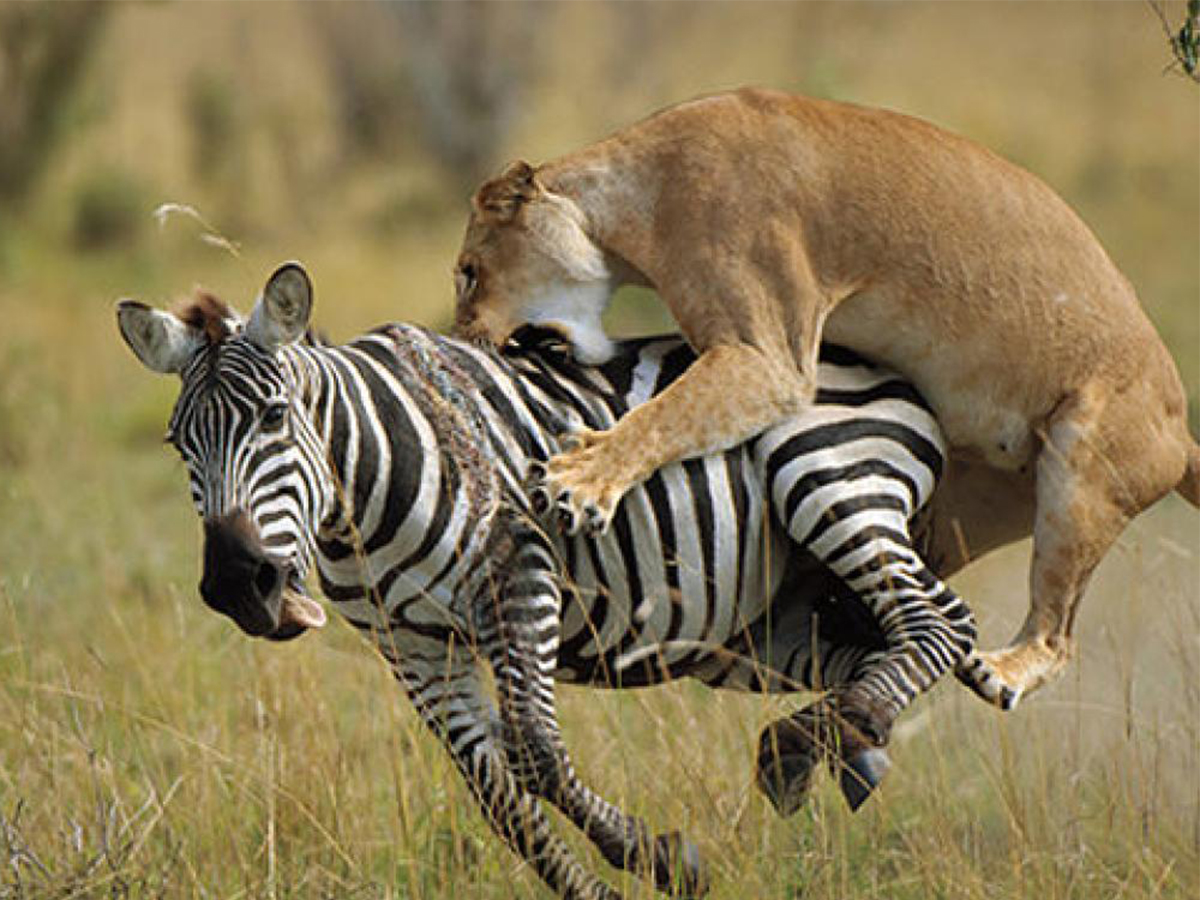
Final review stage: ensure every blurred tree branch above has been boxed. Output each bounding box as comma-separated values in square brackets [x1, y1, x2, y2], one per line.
[1148, 0, 1200, 82]
[312, 1, 543, 197]
[0, 1, 109, 209]
[388, 0, 544, 194]
[311, 3, 411, 163]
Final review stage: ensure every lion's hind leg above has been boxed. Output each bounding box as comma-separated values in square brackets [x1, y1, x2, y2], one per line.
[958, 379, 1187, 709]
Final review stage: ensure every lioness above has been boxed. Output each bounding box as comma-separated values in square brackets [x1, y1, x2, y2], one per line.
[452, 87, 1199, 708]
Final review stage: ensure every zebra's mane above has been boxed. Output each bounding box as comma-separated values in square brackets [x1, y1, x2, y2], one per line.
[173, 291, 236, 344]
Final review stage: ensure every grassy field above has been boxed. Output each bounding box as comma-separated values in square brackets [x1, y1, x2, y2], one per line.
[0, 3, 1197, 898]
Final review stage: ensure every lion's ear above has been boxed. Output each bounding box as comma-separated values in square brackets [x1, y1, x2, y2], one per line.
[473, 159, 542, 221]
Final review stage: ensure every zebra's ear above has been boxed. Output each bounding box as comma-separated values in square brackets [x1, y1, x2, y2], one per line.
[116, 300, 204, 375]
[246, 262, 313, 352]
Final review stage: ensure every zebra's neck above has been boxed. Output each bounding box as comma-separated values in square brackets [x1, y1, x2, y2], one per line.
[279, 327, 511, 626]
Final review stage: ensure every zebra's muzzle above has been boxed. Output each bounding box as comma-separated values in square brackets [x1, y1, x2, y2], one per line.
[200, 511, 325, 641]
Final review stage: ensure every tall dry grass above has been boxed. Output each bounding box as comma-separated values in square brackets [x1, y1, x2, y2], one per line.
[0, 458, 1196, 898]
[0, 2, 1197, 898]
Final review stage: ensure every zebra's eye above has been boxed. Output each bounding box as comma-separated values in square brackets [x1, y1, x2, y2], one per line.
[261, 403, 288, 430]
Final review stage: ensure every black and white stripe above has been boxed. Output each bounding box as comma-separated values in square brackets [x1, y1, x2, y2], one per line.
[159, 314, 975, 899]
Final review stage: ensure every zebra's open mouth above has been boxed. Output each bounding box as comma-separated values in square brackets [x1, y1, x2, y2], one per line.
[273, 577, 327, 640]
[200, 512, 326, 642]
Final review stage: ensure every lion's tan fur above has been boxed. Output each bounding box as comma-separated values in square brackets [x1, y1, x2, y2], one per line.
[454, 87, 1198, 702]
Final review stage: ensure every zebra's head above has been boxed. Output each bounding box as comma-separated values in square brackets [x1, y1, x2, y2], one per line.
[116, 263, 330, 641]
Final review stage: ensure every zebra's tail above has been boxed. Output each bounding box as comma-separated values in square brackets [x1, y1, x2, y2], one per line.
[1176, 436, 1200, 508]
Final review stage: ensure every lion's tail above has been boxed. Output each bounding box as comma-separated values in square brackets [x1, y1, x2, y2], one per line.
[1177, 437, 1200, 508]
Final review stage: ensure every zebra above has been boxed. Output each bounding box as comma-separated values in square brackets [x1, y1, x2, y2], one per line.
[116, 262, 978, 900]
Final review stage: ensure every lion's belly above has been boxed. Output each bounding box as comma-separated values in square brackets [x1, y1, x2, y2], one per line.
[823, 292, 1039, 471]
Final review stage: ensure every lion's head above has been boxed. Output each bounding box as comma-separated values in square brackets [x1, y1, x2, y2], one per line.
[453, 160, 615, 365]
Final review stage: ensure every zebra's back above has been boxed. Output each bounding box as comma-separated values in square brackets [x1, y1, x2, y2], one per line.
[494, 334, 945, 691]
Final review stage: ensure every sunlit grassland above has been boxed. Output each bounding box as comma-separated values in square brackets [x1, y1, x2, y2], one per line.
[0, 382, 1196, 898]
[1, 2, 1198, 898]
[0, 253, 1196, 898]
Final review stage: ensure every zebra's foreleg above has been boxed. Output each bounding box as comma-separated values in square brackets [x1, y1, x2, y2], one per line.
[480, 529, 708, 899]
[394, 651, 624, 900]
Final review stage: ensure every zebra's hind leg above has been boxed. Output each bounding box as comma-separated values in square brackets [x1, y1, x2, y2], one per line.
[480, 522, 708, 899]
[756, 697, 892, 814]
[819, 517, 977, 809]
[756, 699, 835, 818]
[763, 511, 976, 811]
[755, 640, 887, 817]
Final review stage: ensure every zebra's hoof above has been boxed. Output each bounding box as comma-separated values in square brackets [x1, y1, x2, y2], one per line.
[756, 750, 817, 818]
[754, 710, 829, 817]
[838, 747, 891, 812]
[651, 831, 709, 898]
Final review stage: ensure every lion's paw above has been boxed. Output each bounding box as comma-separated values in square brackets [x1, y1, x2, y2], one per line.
[527, 431, 628, 535]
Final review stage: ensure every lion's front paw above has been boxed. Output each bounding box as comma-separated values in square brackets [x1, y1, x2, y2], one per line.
[529, 429, 631, 535]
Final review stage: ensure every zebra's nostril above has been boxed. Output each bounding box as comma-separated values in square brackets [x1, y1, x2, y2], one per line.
[253, 560, 282, 601]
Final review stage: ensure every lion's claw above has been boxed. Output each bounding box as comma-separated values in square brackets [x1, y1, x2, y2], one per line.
[526, 461, 552, 514]
[554, 498, 581, 534]
[584, 505, 608, 534]
[550, 494, 612, 536]
[525, 430, 627, 536]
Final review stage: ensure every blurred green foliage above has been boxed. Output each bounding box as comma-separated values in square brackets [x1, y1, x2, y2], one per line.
[71, 167, 147, 251]
[0, 340, 39, 466]
[185, 69, 242, 188]
[1171, 0, 1200, 77]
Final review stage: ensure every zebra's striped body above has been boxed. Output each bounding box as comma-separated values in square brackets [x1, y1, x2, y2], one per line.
[317, 326, 947, 693]
[117, 264, 976, 900]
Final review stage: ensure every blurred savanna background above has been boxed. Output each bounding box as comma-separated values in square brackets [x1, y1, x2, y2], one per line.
[0, 2, 1197, 898]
